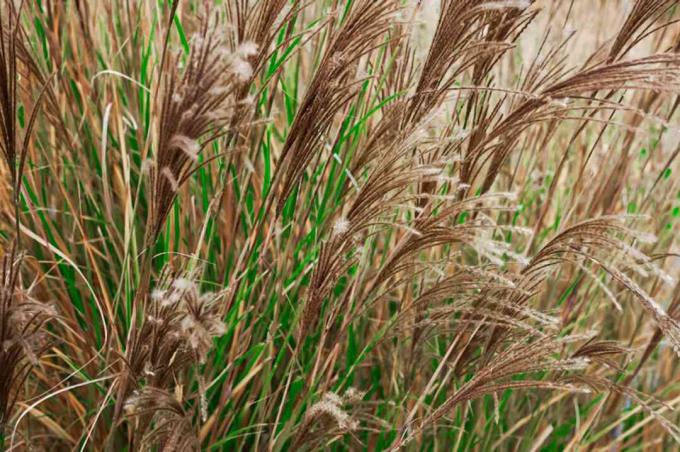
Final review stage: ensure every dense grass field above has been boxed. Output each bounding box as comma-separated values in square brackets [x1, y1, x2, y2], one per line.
[1, 0, 680, 450]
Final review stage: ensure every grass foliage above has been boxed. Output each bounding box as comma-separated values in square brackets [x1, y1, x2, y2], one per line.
[1, 0, 680, 450]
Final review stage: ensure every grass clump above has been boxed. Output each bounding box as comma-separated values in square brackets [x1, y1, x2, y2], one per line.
[1, 0, 680, 450]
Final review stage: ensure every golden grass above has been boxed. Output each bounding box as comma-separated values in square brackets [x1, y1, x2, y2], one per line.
[0, 0, 679, 450]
